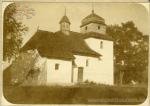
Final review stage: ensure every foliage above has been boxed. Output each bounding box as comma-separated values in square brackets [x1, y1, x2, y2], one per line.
[4, 50, 39, 86]
[3, 3, 34, 61]
[106, 21, 149, 84]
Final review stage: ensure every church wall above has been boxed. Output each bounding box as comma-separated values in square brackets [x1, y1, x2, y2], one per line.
[84, 38, 114, 85]
[80, 23, 106, 34]
[73, 55, 97, 83]
[73, 54, 113, 85]
[73, 55, 89, 83]
[46, 59, 72, 85]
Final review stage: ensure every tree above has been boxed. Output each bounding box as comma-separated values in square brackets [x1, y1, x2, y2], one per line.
[4, 50, 39, 86]
[11, 50, 39, 86]
[107, 21, 149, 85]
[3, 3, 35, 62]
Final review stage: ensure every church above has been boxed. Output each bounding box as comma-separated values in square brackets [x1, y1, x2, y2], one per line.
[22, 9, 114, 85]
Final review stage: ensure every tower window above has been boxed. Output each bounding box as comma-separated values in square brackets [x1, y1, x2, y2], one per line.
[85, 26, 88, 30]
[100, 41, 103, 49]
[55, 63, 59, 70]
[98, 26, 100, 30]
[86, 59, 89, 67]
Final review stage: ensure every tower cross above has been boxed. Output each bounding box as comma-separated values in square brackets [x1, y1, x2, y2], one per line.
[64, 7, 66, 16]
[92, 1, 94, 13]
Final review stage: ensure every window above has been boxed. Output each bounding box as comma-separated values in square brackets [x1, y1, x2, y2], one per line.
[86, 59, 89, 67]
[100, 41, 103, 49]
[55, 63, 59, 70]
[98, 26, 100, 30]
[85, 26, 88, 30]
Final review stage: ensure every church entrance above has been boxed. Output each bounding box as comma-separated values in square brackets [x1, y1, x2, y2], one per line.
[77, 67, 83, 83]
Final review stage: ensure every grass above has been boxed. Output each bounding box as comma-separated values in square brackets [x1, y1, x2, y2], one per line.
[3, 84, 147, 104]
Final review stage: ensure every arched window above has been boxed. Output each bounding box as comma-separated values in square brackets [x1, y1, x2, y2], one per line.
[98, 26, 100, 30]
[100, 41, 103, 49]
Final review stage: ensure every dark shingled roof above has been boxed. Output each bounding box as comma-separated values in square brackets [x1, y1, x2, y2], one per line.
[21, 30, 101, 60]
[81, 32, 114, 41]
[59, 15, 71, 24]
[81, 10, 105, 27]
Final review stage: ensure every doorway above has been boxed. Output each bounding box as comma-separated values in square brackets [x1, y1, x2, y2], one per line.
[77, 67, 83, 83]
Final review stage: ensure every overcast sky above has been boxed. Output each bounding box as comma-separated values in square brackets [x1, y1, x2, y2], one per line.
[4, 2, 149, 44]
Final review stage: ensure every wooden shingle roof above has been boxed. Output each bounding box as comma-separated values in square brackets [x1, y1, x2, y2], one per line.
[59, 15, 71, 24]
[21, 30, 101, 60]
[81, 32, 114, 41]
[81, 10, 105, 27]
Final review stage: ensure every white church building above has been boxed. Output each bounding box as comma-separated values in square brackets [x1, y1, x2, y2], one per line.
[22, 9, 114, 85]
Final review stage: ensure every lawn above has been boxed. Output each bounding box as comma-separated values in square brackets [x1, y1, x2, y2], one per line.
[3, 84, 147, 104]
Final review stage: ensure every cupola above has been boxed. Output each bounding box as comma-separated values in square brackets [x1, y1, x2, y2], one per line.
[59, 10, 71, 35]
[80, 10, 106, 34]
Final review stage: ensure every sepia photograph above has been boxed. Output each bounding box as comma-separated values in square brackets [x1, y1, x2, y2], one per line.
[2, 1, 149, 105]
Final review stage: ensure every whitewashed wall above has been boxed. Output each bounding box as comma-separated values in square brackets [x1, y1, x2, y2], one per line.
[84, 38, 114, 85]
[46, 59, 72, 84]
[73, 54, 113, 85]
[73, 55, 98, 83]
[81, 23, 106, 34]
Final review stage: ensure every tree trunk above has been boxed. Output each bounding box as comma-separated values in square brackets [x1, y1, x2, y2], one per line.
[119, 70, 124, 85]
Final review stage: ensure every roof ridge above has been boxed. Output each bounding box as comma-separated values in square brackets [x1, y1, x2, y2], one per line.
[37, 29, 54, 34]
[83, 12, 104, 20]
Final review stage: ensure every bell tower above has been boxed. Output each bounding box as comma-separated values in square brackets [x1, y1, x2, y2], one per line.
[80, 9, 106, 34]
[59, 8, 71, 35]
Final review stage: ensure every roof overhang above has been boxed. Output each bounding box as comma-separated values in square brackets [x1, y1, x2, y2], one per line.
[81, 32, 114, 41]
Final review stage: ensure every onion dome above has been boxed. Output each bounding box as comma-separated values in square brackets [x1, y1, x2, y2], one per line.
[80, 10, 105, 27]
[59, 15, 71, 24]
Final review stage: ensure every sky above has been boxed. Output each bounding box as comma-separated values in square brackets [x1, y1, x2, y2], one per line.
[3, 2, 150, 45]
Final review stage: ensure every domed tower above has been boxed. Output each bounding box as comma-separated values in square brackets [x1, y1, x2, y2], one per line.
[80, 9, 114, 85]
[59, 12, 71, 35]
[80, 10, 106, 34]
